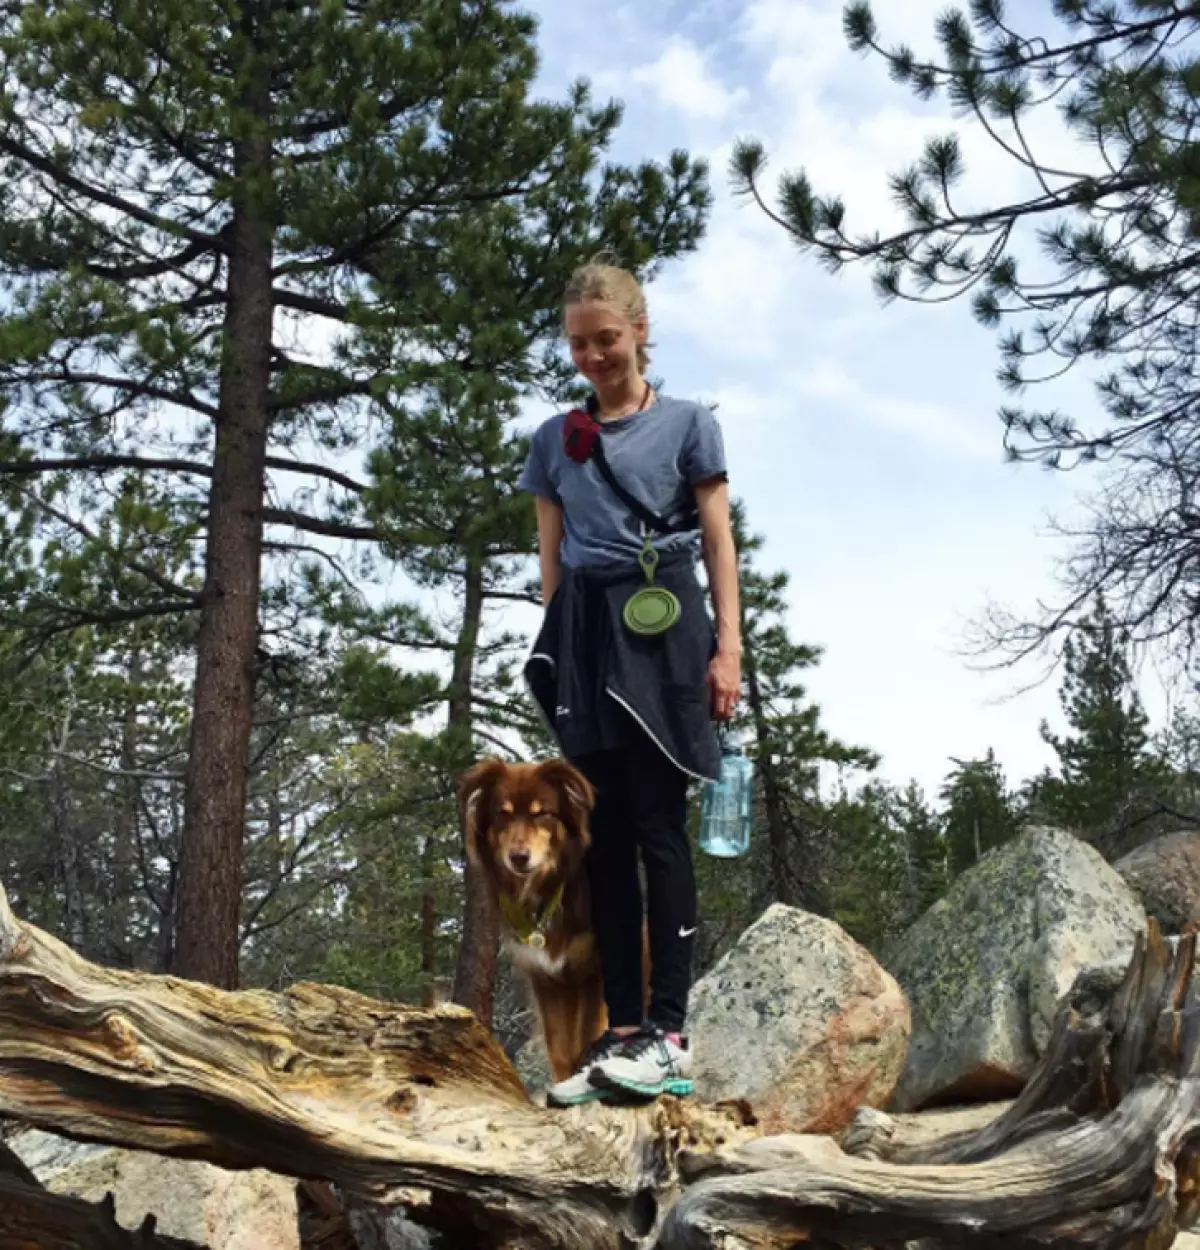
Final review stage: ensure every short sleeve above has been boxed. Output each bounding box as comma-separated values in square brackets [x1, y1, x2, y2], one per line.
[682, 406, 727, 486]
[518, 420, 561, 504]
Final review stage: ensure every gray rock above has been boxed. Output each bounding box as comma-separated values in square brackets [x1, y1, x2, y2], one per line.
[886, 827, 1146, 1111]
[349, 1207, 436, 1249]
[8, 1127, 110, 1179]
[688, 903, 910, 1134]
[9, 1128, 300, 1249]
[1116, 830, 1200, 933]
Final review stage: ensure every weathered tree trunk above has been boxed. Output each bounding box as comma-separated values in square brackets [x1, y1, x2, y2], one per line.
[174, 40, 275, 990]
[420, 836, 438, 1009]
[4, 875, 1200, 1250]
[449, 550, 499, 1027]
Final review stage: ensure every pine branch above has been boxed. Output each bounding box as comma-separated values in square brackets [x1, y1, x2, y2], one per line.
[0, 454, 366, 495]
[12, 600, 201, 637]
[9, 372, 219, 420]
[0, 132, 225, 252]
[271, 287, 351, 322]
[21, 491, 201, 605]
[261, 507, 378, 542]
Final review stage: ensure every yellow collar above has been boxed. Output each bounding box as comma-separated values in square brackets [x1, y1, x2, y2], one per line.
[499, 882, 565, 949]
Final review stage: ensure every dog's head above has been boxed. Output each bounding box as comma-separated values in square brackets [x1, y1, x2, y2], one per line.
[457, 758, 595, 895]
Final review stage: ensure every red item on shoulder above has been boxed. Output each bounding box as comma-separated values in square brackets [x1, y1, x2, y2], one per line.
[562, 406, 600, 464]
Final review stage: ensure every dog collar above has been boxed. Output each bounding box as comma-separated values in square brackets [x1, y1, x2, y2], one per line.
[499, 882, 565, 950]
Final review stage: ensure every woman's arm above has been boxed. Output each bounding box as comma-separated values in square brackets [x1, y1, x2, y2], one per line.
[696, 478, 742, 721]
[534, 495, 565, 604]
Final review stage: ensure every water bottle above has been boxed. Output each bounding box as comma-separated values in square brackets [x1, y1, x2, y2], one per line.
[699, 728, 754, 857]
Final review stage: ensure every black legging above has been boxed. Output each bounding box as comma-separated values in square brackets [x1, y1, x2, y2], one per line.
[573, 740, 696, 1033]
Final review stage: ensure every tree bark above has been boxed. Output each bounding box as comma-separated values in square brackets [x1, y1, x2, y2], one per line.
[420, 837, 438, 1008]
[173, 36, 275, 990]
[449, 551, 499, 1027]
[743, 650, 794, 908]
[109, 641, 142, 968]
[4, 874, 1200, 1250]
[51, 759, 87, 955]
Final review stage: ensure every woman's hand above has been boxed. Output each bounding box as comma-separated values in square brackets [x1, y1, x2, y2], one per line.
[708, 647, 741, 722]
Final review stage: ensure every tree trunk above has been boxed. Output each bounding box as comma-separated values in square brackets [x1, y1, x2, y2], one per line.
[449, 551, 499, 1027]
[4, 874, 1200, 1250]
[744, 652, 790, 905]
[109, 641, 142, 967]
[742, 645, 828, 914]
[173, 47, 275, 990]
[48, 710, 87, 954]
[420, 836, 438, 1008]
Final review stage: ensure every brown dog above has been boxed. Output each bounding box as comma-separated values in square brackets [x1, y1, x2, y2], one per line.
[458, 757, 647, 1083]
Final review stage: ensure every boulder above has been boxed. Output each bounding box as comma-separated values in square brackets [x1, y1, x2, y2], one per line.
[886, 827, 1145, 1111]
[10, 1128, 299, 1250]
[687, 903, 910, 1134]
[1116, 830, 1200, 932]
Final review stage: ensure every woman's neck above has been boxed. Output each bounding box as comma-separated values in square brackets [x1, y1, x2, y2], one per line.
[594, 374, 649, 421]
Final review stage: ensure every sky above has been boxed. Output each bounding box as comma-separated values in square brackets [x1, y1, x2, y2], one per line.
[511, 0, 1182, 796]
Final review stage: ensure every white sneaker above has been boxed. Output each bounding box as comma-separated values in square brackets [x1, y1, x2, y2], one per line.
[587, 1025, 693, 1099]
[545, 1030, 623, 1108]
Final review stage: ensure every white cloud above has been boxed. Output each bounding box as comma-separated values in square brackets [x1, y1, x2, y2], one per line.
[605, 38, 747, 121]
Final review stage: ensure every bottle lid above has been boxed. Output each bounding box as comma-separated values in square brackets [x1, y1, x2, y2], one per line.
[720, 725, 746, 753]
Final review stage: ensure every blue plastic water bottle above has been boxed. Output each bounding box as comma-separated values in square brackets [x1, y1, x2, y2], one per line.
[699, 728, 754, 858]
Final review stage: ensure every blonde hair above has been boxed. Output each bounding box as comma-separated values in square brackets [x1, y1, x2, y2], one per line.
[563, 258, 651, 373]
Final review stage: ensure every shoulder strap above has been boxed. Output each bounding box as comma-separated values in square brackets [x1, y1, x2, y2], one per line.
[591, 438, 696, 536]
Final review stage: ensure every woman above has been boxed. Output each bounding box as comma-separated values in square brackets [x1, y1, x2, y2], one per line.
[521, 259, 741, 1105]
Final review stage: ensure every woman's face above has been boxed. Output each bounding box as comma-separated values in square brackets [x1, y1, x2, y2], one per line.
[564, 300, 646, 391]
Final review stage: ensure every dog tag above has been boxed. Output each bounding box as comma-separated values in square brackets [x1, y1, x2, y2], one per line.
[528, 932, 546, 950]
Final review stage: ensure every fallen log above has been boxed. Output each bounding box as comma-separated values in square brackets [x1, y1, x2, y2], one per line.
[0, 879, 756, 1249]
[2, 878, 1200, 1249]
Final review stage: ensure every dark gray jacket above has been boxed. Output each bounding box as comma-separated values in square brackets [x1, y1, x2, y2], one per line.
[525, 554, 721, 782]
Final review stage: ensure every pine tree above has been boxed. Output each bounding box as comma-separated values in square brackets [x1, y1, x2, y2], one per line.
[939, 749, 1020, 875]
[824, 778, 944, 952]
[0, 0, 709, 985]
[1032, 599, 1167, 852]
[733, 2, 1200, 655]
[1156, 706, 1200, 824]
[898, 780, 950, 915]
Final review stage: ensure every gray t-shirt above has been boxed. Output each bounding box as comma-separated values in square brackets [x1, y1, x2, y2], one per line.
[519, 395, 727, 568]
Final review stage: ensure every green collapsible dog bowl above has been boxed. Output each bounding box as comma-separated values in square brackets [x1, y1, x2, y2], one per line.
[623, 584, 681, 636]
[623, 541, 681, 637]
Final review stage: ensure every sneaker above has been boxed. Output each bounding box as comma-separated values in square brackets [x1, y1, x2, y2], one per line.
[587, 1024, 693, 1099]
[545, 1030, 624, 1108]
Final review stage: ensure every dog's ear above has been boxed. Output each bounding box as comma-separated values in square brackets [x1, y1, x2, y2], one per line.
[457, 759, 508, 867]
[535, 759, 596, 847]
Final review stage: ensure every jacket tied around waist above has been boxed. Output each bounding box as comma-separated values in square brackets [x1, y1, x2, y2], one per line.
[524, 552, 721, 782]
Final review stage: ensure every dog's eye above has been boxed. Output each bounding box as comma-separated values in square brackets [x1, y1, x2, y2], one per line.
[535, 811, 558, 824]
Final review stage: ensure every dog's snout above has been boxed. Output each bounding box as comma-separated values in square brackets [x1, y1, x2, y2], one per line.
[508, 848, 532, 873]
